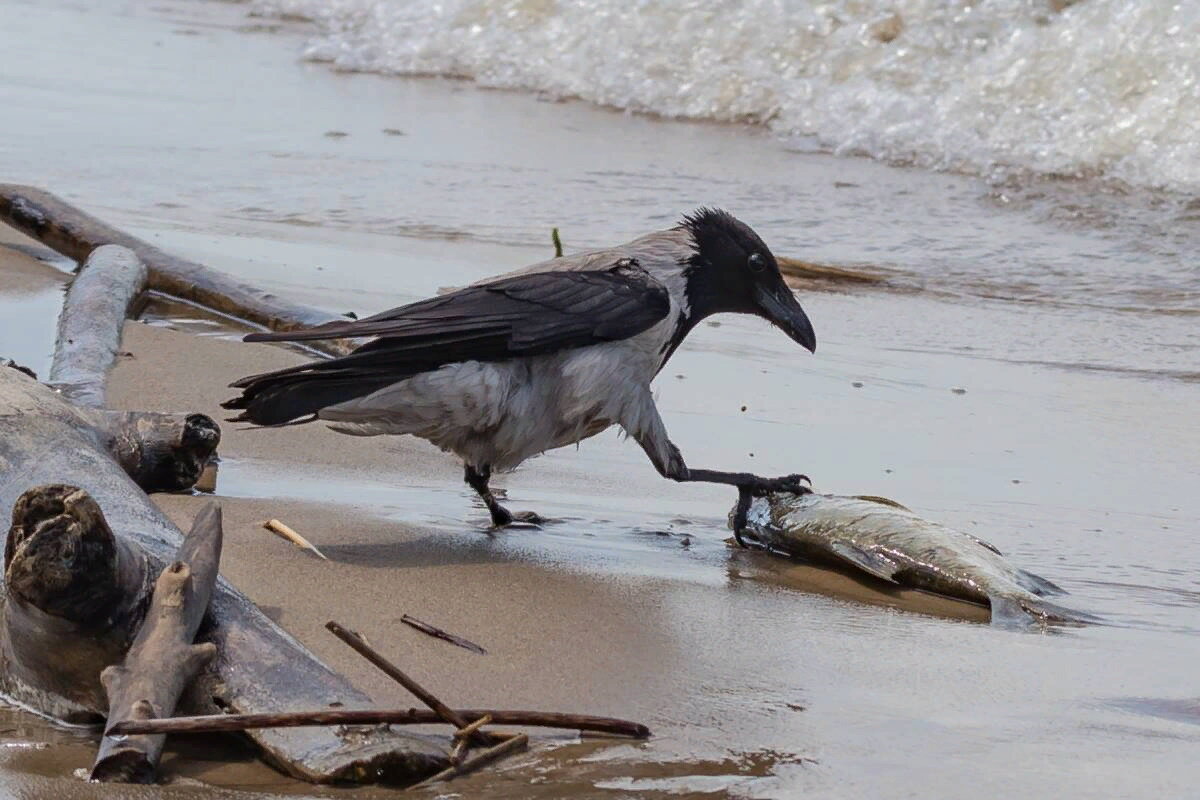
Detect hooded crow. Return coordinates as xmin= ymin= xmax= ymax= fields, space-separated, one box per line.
xmin=224 ymin=209 xmax=817 ymax=526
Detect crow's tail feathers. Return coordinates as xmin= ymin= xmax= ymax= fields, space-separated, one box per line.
xmin=222 ymin=369 xmax=403 ymax=427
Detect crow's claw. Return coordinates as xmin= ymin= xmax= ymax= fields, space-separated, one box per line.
xmin=731 ymin=485 xmax=755 ymax=547
xmin=750 ymin=473 xmax=811 ymax=496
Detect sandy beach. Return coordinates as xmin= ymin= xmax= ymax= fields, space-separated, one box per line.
xmin=1 ymin=0 xmax=1199 ymax=797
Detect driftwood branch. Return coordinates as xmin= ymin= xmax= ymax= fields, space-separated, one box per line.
xmin=326 ymin=621 xmax=496 ymax=747
xmin=3 ymin=485 xmax=155 ymax=722
xmin=110 ymin=708 xmax=651 ymax=738
xmin=0 ymin=184 xmax=353 ymax=356
xmin=91 ymin=502 xmax=223 ymax=783
xmin=48 ymin=244 xmax=147 ymax=407
xmin=401 ymin=614 xmax=487 ymax=655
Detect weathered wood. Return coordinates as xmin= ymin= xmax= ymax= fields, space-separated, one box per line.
xmin=87 ymin=409 xmax=220 ymax=493
xmin=48 ymin=245 xmax=147 ymax=407
xmin=2 ymin=484 xmax=147 ymax=722
xmin=401 ymin=613 xmax=487 ymax=655
xmin=111 ymin=708 xmax=652 ymax=738
xmin=1 ymin=359 xmax=36 ymax=379
xmin=2 ymin=360 xmax=220 ymax=495
xmin=91 ymin=502 xmax=223 ymax=783
xmin=0 ymin=184 xmax=353 ymax=356
xmin=410 ymin=733 xmax=528 ymax=789
xmin=449 ymin=735 xmax=471 ymax=766
xmin=0 ymin=368 xmax=446 ymax=784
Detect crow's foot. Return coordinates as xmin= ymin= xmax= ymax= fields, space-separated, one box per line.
xmin=745 ymin=473 xmax=811 ymax=496
xmin=730 ymin=475 xmax=811 ymax=547
xmin=487 ymin=506 xmax=550 ymax=529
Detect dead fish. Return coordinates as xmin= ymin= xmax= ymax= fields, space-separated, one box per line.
xmin=731 ymin=491 xmax=1095 ymax=627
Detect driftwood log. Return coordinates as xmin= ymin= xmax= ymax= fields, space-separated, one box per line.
xmin=0 ymin=363 xmax=218 ymax=495
xmin=0 ymin=366 xmax=446 ymax=784
xmin=91 ymin=501 xmax=222 ymax=782
xmin=48 ymin=244 xmax=147 ymax=407
xmin=0 ymin=184 xmax=353 ymax=356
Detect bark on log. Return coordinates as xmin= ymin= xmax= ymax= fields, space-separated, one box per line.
xmin=0 ymin=184 xmax=353 ymax=356
xmin=0 ymin=368 xmax=446 ymax=784
xmin=48 ymin=245 xmax=147 ymax=408
xmin=91 ymin=502 xmax=222 ymax=783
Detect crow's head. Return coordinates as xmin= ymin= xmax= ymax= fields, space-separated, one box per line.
xmin=680 ymin=208 xmax=816 ymax=353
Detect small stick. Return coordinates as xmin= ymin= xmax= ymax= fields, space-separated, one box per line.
xmin=326 ymin=622 xmax=496 ymax=746
xmin=401 ymin=614 xmax=487 ymax=655
xmin=452 ymin=713 xmax=492 ymax=741
xmin=263 ymin=519 xmax=328 ymax=560
xmin=410 ymin=733 xmax=528 ymax=789
xmin=551 ymin=227 xmax=563 ymax=258
xmin=449 ymin=713 xmax=492 ymax=765
xmin=108 ymin=708 xmax=651 ymax=738
xmin=449 ymin=736 xmax=470 ymax=766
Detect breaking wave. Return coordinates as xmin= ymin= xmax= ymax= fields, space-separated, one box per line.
xmin=250 ymin=0 xmax=1200 ymax=193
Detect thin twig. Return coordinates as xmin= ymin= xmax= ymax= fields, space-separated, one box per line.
xmin=108 ymin=709 xmax=650 ymax=738
xmin=452 ymin=714 xmax=493 ymax=741
xmin=551 ymin=228 xmax=563 ymax=258
xmin=449 ymin=736 xmax=470 ymax=766
xmin=409 ymin=733 xmax=528 ymax=790
xmin=449 ymin=712 xmax=494 ymax=764
xmin=325 ymin=621 xmax=496 ymax=746
xmin=401 ymin=614 xmax=487 ymax=655
xmin=263 ymin=519 xmax=328 ymax=560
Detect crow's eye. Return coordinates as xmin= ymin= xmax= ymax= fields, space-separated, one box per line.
xmin=748 ymin=253 xmax=765 ymax=272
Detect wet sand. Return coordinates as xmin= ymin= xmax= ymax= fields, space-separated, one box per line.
xmin=2 ymin=0 xmax=1199 ymax=797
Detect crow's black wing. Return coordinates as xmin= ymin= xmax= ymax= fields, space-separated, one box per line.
xmin=223 ymin=263 xmax=670 ymax=425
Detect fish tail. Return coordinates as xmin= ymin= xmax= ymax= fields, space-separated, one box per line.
xmin=989 ymin=594 xmax=1100 ymax=628
xmin=1014 ymin=568 xmax=1067 ymax=597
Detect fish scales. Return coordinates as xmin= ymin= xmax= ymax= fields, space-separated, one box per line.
xmin=734 ymin=492 xmax=1094 ymax=627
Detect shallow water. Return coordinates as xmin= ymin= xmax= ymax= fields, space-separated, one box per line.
xmin=0 ymin=0 xmax=1199 ymax=797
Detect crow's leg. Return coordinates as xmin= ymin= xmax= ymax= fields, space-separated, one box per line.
xmin=626 ymin=394 xmax=811 ymax=497
xmin=679 ymin=469 xmax=811 ymax=495
xmin=463 ymin=464 xmax=544 ymax=527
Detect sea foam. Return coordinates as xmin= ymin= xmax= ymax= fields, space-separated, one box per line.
xmin=251 ymin=0 xmax=1200 ymax=193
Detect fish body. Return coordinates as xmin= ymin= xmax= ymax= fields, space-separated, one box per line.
xmin=734 ymin=492 xmax=1093 ymax=627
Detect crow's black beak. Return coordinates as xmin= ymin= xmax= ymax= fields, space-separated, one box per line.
xmin=754 ymin=283 xmax=816 ymax=353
